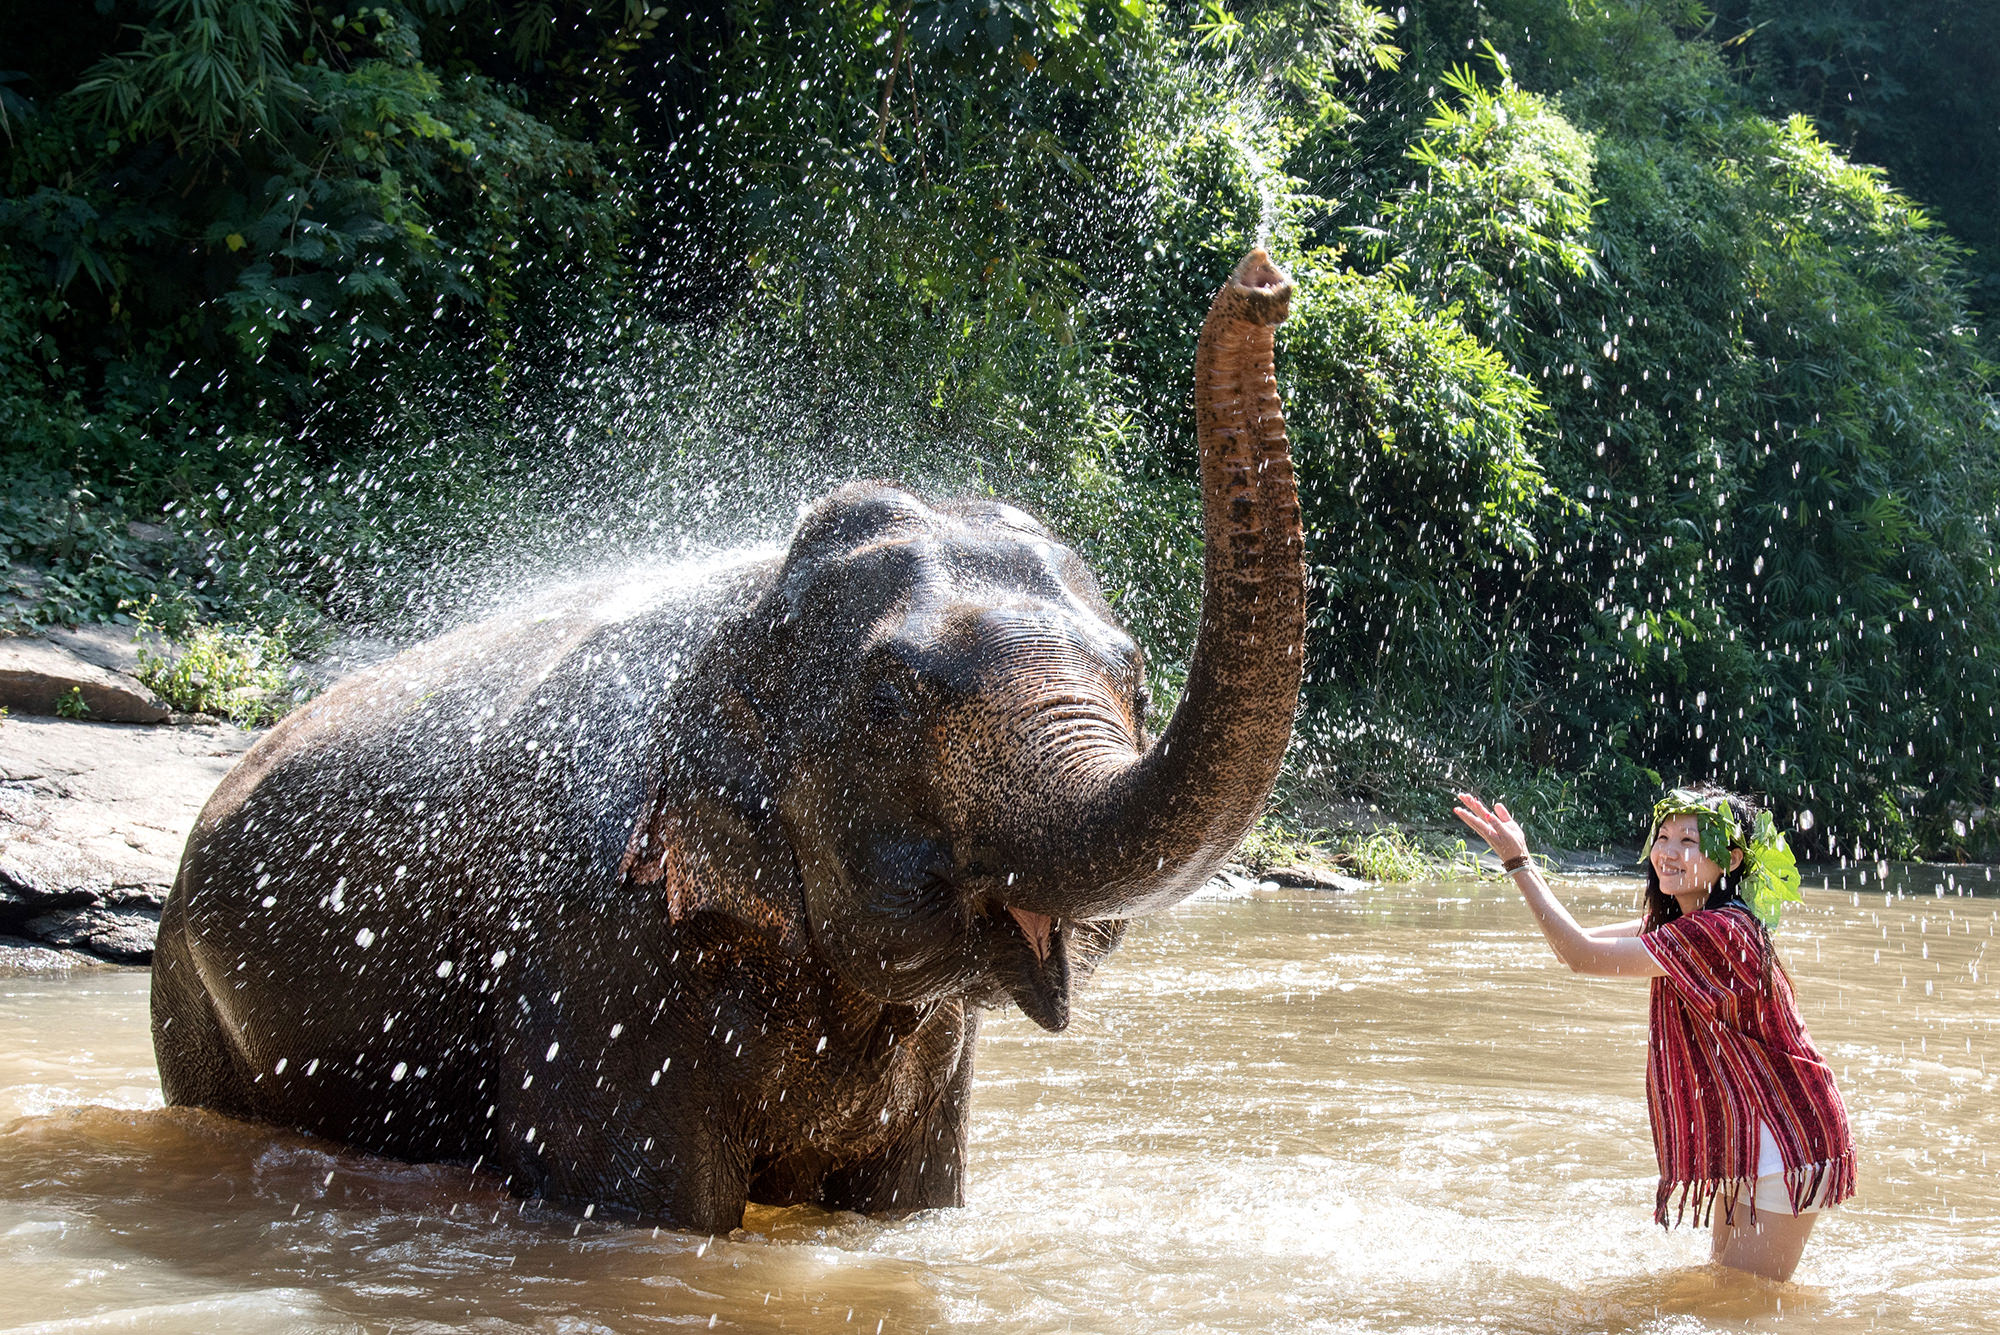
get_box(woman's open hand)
[1453,792,1530,863]
[1455,792,1664,979]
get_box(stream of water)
[1,866,1993,1333]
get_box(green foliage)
[71,0,303,157]
[1238,814,1329,870]
[1339,828,1439,882]
[1239,817,1478,883]
[53,686,91,719]
[3,0,1995,862]
[133,617,302,725]
[1359,1,2000,857]
[1709,0,2000,330]
[2,0,627,489]
[1367,52,1601,354]
[0,463,169,631]
[1194,0,1401,128]
[1283,266,1547,620]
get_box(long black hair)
[1641,784,1784,986]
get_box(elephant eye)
[865,677,909,724]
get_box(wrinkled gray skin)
[152,251,1306,1231]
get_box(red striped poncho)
[1641,904,1855,1226]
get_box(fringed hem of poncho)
[1653,1147,1856,1229]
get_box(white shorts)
[1734,1123,1836,1217]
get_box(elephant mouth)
[1002,906,1071,1032]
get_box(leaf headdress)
[1641,788,1802,928]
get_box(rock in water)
[20,904,163,962]
[1263,861,1373,892]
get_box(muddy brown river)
[2,867,1993,1332]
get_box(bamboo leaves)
[72,0,305,158]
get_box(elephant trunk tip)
[1227,250,1293,324]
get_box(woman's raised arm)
[1454,794,1666,979]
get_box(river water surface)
[2,867,1994,1333]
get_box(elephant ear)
[618,675,808,954]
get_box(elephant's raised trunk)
[1014,249,1306,919]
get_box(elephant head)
[625,250,1305,1033]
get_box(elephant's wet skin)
[151,250,1307,1231]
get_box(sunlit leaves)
[1371,50,1601,357]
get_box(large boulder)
[42,621,174,679]
[0,715,259,970]
[0,635,170,723]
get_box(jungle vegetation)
[3,0,1996,860]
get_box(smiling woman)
[1454,783,1855,1283]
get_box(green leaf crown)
[1642,788,1802,928]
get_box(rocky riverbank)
[0,628,260,974]
[0,712,259,972]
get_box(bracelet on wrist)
[1501,854,1533,873]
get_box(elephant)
[150,249,1306,1232]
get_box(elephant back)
[170,555,777,985]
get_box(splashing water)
[1222,107,1285,252]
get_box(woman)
[1454,785,1854,1282]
